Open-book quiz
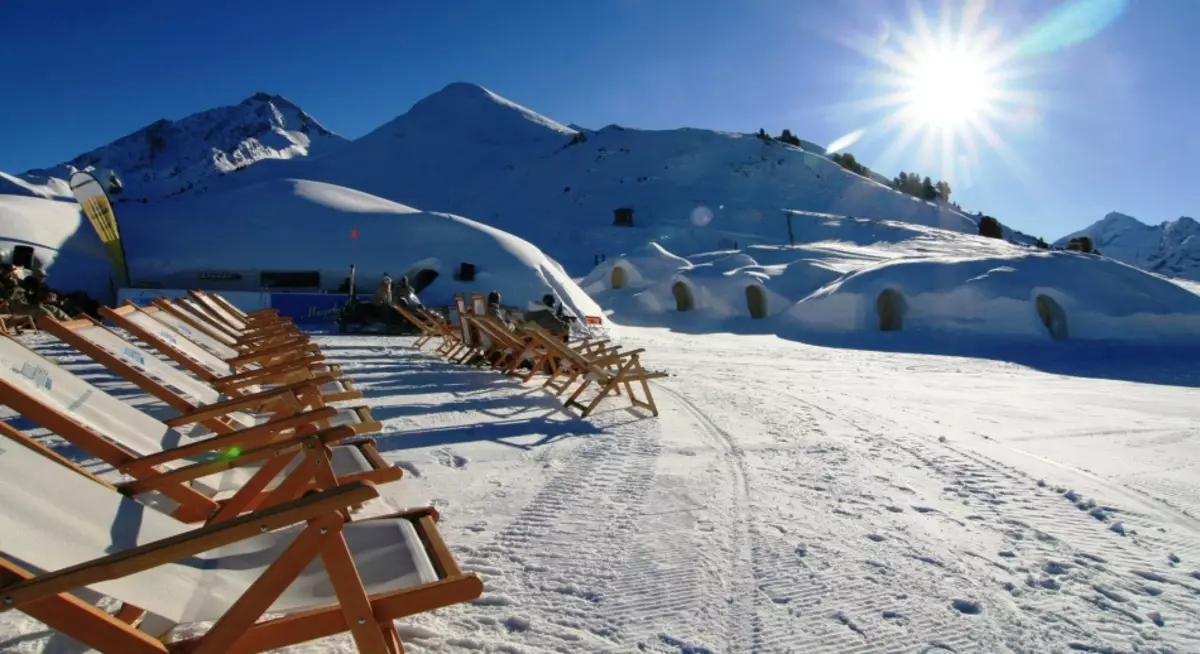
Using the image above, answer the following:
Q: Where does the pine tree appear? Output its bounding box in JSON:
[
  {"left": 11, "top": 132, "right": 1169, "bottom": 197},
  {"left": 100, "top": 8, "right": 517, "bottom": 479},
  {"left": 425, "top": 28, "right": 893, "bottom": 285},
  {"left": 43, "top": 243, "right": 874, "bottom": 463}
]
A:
[
  {"left": 1035, "top": 237, "right": 1049, "bottom": 250},
  {"left": 935, "top": 180, "right": 951, "bottom": 202},
  {"left": 921, "top": 176, "right": 937, "bottom": 200},
  {"left": 978, "top": 216, "right": 1003, "bottom": 239}
]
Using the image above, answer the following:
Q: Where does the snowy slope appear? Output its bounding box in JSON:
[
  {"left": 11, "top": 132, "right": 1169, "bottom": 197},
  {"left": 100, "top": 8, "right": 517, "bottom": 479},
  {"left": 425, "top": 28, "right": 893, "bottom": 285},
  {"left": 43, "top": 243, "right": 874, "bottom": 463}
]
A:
[
  {"left": 284, "top": 83, "right": 981, "bottom": 272},
  {"left": 788, "top": 251, "right": 1200, "bottom": 342},
  {"left": 4, "top": 329, "right": 1199, "bottom": 653},
  {"left": 15, "top": 93, "right": 345, "bottom": 202},
  {"left": 0, "top": 194, "right": 115, "bottom": 297},
  {"left": 11, "top": 82, "right": 991, "bottom": 277},
  {"left": 581, "top": 214, "right": 1200, "bottom": 344},
  {"left": 1056, "top": 211, "right": 1200, "bottom": 281},
  {"left": 114, "top": 178, "right": 602, "bottom": 318}
]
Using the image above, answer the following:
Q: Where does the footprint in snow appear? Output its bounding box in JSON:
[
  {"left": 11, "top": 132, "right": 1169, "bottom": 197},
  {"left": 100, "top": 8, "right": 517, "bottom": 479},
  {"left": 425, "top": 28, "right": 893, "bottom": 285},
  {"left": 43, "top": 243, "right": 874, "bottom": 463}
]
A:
[
  {"left": 951, "top": 599, "right": 982, "bottom": 614},
  {"left": 866, "top": 533, "right": 887, "bottom": 542}
]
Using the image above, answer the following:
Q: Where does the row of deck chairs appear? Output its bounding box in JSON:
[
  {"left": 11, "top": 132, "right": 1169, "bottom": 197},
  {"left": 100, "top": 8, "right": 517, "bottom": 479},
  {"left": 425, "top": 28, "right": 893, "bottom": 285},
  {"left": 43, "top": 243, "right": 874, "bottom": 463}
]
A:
[
  {"left": 0, "top": 290, "right": 482, "bottom": 653},
  {"left": 394, "top": 292, "right": 667, "bottom": 417}
]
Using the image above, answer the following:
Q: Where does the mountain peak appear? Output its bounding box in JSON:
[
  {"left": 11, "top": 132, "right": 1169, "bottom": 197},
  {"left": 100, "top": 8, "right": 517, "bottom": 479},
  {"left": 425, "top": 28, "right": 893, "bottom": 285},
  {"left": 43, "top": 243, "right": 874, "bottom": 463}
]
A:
[
  {"left": 1056, "top": 211, "right": 1200, "bottom": 280},
  {"left": 364, "top": 81, "right": 576, "bottom": 146},
  {"left": 15, "top": 93, "right": 346, "bottom": 202}
]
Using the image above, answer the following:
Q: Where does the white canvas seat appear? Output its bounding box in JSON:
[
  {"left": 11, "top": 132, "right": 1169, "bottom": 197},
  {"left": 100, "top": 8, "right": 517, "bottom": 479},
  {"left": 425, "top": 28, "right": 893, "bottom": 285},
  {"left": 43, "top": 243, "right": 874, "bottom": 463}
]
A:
[
  {"left": 0, "top": 337, "right": 384, "bottom": 504},
  {"left": 56, "top": 318, "right": 361, "bottom": 416},
  {"left": 0, "top": 439, "right": 483, "bottom": 654},
  {"left": 101, "top": 302, "right": 345, "bottom": 388}
]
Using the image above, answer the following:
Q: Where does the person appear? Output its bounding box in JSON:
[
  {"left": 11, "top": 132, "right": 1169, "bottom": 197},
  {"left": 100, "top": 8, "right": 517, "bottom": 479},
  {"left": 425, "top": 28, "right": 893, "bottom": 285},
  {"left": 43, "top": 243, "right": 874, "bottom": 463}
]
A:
[
  {"left": 393, "top": 275, "right": 422, "bottom": 309},
  {"left": 1, "top": 266, "right": 69, "bottom": 321},
  {"left": 372, "top": 273, "right": 393, "bottom": 306}
]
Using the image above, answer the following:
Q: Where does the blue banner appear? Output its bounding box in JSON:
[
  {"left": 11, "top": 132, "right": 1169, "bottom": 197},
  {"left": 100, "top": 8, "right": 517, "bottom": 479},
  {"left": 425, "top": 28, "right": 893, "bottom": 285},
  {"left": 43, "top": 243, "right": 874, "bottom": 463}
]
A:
[{"left": 268, "top": 293, "right": 372, "bottom": 324}]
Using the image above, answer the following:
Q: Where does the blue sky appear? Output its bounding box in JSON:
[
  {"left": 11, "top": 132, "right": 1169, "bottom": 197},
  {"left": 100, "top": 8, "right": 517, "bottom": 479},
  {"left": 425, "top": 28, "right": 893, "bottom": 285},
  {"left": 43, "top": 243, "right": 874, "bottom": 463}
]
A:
[{"left": 1, "top": 0, "right": 1194, "bottom": 238}]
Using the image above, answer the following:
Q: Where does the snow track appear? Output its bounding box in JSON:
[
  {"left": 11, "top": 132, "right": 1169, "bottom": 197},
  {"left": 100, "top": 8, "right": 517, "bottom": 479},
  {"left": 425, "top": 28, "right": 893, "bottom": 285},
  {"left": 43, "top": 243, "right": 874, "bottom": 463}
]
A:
[{"left": 2, "top": 329, "right": 1197, "bottom": 654}]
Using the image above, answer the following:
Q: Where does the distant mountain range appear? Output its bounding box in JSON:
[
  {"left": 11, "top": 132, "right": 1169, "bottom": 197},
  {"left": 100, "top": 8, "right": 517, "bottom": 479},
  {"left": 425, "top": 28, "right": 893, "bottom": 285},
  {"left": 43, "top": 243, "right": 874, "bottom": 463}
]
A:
[
  {"left": 2, "top": 83, "right": 1193, "bottom": 280},
  {"left": 6, "top": 93, "right": 343, "bottom": 201},
  {"left": 1055, "top": 212, "right": 1199, "bottom": 281}
]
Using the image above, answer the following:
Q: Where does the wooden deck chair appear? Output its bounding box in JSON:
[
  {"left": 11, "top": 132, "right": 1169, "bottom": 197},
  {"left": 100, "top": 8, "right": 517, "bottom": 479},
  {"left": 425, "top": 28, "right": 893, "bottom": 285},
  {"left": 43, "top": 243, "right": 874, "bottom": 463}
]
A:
[
  {"left": 445, "top": 294, "right": 489, "bottom": 365},
  {"left": 183, "top": 291, "right": 298, "bottom": 338},
  {"left": 0, "top": 418, "right": 372, "bottom": 525},
  {"left": 102, "top": 302, "right": 333, "bottom": 383},
  {"left": 195, "top": 288, "right": 281, "bottom": 323},
  {"left": 0, "top": 305, "right": 37, "bottom": 335},
  {"left": 0, "top": 336, "right": 394, "bottom": 522},
  {"left": 190, "top": 289, "right": 286, "bottom": 328},
  {"left": 416, "top": 306, "right": 466, "bottom": 357},
  {"left": 153, "top": 296, "right": 307, "bottom": 353},
  {"left": 0, "top": 442, "right": 483, "bottom": 653},
  {"left": 41, "top": 315, "right": 362, "bottom": 407},
  {"left": 523, "top": 323, "right": 666, "bottom": 417},
  {"left": 391, "top": 303, "right": 444, "bottom": 350}
]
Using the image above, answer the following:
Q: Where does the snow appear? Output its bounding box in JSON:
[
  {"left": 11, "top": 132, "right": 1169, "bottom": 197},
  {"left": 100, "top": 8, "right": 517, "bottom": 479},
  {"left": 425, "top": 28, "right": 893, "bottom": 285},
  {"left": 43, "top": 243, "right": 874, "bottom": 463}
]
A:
[
  {"left": 0, "top": 194, "right": 115, "bottom": 297},
  {"left": 788, "top": 251, "right": 1200, "bottom": 342},
  {"left": 14, "top": 92, "right": 345, "bottom": 203},
  {"left": 0, "top": 81, "right": 975, "bottom": 276},
  {"left": 1057, "top": 211, "right": 1200, "bottom": 281},
  {"left": 579, "top": 214, "right": 1200, "bottom": 345},
  {"left": 295, "top": 86, "right": 981, "bottom": 273},
  {"left": 4, "top": 328, "right": 1198, "bottom": 653},
  {"left": 113, "top": 177, "right": 602, "bottom": 318}
]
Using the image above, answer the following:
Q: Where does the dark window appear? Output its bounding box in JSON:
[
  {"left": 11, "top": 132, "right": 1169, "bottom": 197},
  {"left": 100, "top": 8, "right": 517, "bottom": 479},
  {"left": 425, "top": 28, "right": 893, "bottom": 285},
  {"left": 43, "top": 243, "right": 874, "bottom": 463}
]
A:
[{"left": 260, "top": 271, "right": 320, "bottom": 288}]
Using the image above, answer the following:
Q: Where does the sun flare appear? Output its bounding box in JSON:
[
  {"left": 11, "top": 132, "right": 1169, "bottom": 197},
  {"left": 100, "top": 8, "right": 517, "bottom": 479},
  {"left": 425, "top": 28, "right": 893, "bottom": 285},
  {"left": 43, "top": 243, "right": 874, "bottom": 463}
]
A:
[{"left": 902, "top": 47, "right": 996, "bottom": 129}]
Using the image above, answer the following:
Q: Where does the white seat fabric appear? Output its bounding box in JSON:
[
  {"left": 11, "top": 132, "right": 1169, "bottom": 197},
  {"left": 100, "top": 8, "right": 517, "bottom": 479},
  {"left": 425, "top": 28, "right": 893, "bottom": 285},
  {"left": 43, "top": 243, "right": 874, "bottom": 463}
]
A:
[
  {"left": 0, "top": 338, "right": 366, "bottom": 499},
  {"left": 0, "top": 438, "right": 438, "bottom": 625}
]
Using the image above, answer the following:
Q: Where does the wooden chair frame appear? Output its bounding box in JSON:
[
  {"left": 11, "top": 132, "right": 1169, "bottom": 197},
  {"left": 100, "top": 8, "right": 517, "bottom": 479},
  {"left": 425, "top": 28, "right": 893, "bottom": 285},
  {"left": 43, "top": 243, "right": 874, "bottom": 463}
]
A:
[
  {"left": 101, "top": 303, "right": 336, "bottom": 384},
  {"left": 153, "top": 297, "right": 306, "bottom": 353},
  {"left": 189, "top": 289, "right": 286, "bottom": 330},
  {"left": 41, "top": 315, "right": 361, "bottom": 407},
  {"left": 0, "top": 481, "right": 483, "bottom": 653},
  {"left": 523, "top": 323, "right": 665, "bottom": 417},
  {"left": 0, "top": 347, "right": 393, "bottom": 521}
]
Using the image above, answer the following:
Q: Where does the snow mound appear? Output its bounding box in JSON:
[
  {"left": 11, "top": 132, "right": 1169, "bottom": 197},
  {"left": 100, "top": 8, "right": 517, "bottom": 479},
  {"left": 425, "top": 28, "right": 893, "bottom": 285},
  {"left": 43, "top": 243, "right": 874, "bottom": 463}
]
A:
[
  {"left": 115, "top": 178, "right": 601, "bottom": 319},
  {"left": 15, "top": 93, "right": 346, "bottom": 202},
  {"left": 0, "top": 171, "right": 73, "bottom": 200},
  {"left": 280, "top": 85, "right": 981, "bottom": 273},
  {"left": 580, "top": 242, "right": 692, "bottom": 293},
  {"left": 0, "top": 194, "right": 114, "bottom": 297},
  {"left": 788, "top": 251, "right": 1200, "bottom": 342},
  {"left": 1057, "top": 211, "right": 1200, "bottom": 281}
]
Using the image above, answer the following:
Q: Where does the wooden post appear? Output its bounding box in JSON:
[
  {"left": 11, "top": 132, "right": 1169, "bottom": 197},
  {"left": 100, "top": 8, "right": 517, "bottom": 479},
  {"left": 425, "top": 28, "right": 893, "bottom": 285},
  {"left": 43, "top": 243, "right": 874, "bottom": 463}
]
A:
[{"left": 785, "top": 211, "right": 795, "bottom": 246}]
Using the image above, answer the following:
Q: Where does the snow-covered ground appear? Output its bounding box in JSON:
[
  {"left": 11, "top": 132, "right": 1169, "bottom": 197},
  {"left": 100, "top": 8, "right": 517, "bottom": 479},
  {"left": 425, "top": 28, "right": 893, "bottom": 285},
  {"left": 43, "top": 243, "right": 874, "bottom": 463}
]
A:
[{"left": 4, "top": 327, "right": 1198, "bottom": 653}]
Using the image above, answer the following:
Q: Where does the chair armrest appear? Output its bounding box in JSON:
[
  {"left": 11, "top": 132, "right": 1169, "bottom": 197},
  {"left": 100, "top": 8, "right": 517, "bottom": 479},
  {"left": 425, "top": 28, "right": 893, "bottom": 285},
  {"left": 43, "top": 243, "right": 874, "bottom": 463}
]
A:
[
  {"left": 0, "top": 481, "right": 379, "bottom": 609},
  {"left": 230, "top": 341, "right": 319, "bottom": 367},
  {"left": 164, "top": 384, "right": 318, "bottom": 427},
  {"left": 115, "top": 426, "right": 356, "bottom": 494},
  {"left": 126, "top": 406, "right": 339, "bottom": 472}
]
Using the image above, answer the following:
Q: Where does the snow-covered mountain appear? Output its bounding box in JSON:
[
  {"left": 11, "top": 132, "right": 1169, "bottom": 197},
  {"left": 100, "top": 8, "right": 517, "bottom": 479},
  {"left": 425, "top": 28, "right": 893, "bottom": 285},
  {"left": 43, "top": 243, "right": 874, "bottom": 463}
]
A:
[
  {"left": 292, "top": 82, "right": 979, "bottom": 272},
  {"left": 1056, "top": 211, "right": 1200, "bottom": 281},
  {"left": 7, "top": 82, "right": 982, "bottom": 274},
  {"left": 14, "top": 93, "right": 345, "bottom": 202}
]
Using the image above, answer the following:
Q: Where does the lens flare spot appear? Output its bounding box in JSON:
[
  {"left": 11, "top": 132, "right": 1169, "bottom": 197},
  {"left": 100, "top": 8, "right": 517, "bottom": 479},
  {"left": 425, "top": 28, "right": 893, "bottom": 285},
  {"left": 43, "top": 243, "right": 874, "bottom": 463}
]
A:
[{"left": 691, "top": 206, "right": 714, "bottom": 227}]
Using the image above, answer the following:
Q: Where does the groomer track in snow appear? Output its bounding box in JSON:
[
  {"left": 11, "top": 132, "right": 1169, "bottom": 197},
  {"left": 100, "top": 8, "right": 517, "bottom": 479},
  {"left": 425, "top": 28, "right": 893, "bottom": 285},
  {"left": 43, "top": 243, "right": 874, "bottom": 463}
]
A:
[{"left": 3, "top": 327, "right": 1197, "bottom": 653}]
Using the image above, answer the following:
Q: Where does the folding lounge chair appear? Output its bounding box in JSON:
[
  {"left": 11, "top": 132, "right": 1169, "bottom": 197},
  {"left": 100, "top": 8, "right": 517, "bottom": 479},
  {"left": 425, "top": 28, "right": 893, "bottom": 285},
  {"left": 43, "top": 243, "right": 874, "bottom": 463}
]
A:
[
  {"left": 135, "top": 300, "right": 317, "bottom": 369},
  {"left": 193, "top": 288, "right": 281, "bottom": 324},
  {"left": 190, "top": 288, "right": 285, "bottom": 327},
  {"left": 523, "top": 323, "right": 666, "bottom": 417},
  {"left": 391, "top": 303, "right": 444, "bottom": 350},
  {"left": 0, "top": 441, "right": 483, "bottom": 653},
  {"left": 41, "top": 315, "right": 362, "bottom": 407},
  {"left": 0, "top": 336, "right": 396, "bottom": 523},
  {"left": 102, "top": 302, "right": 338, "bottom": 387},
  {"left": 153, "top": 296, "right": 308, "bottom": 353}
]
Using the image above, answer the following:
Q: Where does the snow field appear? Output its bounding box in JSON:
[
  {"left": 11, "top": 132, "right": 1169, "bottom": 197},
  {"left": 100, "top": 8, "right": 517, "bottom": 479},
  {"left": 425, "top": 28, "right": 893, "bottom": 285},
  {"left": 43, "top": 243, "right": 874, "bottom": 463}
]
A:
[{"left": 2, "top": 326, "right": 1197, "bottom": 653}]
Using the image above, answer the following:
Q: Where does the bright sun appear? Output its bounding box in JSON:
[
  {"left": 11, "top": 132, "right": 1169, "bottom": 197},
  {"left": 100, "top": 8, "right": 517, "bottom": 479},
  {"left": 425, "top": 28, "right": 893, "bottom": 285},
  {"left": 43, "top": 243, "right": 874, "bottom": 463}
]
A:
[
  {"left": 902, "top": 48, "right": 995, "bottom": 129},
  {"left": 823, "top": 3, "right": 1042, "bottom": 191}
]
